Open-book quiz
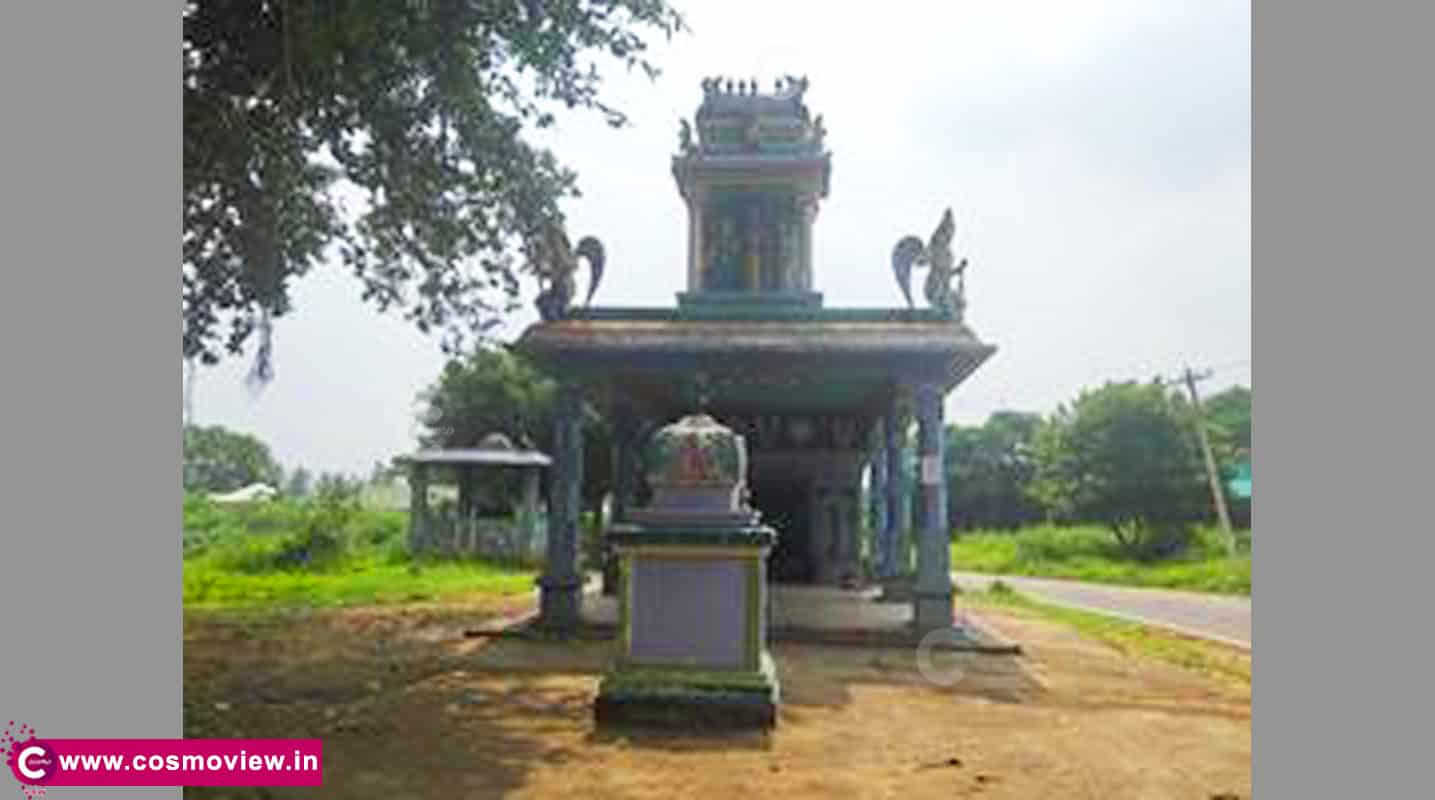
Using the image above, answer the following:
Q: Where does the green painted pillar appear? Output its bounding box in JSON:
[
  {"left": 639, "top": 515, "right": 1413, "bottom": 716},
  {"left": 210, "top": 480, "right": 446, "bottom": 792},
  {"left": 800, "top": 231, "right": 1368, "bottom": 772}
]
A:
[
  {"left": 883, "top": 401, "right": 913, "bottom": 581},
  {"left": 408, "top": 463, "right": 429, "bottom": 554},
  {"left": 913, "top": 382, "right": 953, "bottom": 634},
  {"left": 603, "top": 404, "right": 639, "bottom": 595},
  {"left": 521, "top": 467, "right": 541, "bottom": 561},
  {"left": 457, "top": 464, "right": 479, "bottom": 518},
  {"left": 538, "top": 381, "right": 585, "bottom": 631},
  {"left": 611, "top": 405, "right": 639, "bottom": 522}
]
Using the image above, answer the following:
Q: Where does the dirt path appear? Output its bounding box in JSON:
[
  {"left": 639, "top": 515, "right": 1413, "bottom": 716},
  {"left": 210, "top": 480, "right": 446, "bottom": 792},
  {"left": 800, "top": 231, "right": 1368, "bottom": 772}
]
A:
[{"left": 184, "top": 599, "right": 1249, "bottom": 800}]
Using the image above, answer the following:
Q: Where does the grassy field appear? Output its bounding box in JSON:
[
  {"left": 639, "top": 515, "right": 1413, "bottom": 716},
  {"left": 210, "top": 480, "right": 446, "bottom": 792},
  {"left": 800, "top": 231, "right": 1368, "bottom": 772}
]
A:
[
  {"left": 965, "top": 581, "right": 1251, "bottom": 686},
  {"left": 950, "top": 524, "right": 1251, "bottom": 595},
  {"left": 183, "top": 494, "right": 536, "bottom": 610}
]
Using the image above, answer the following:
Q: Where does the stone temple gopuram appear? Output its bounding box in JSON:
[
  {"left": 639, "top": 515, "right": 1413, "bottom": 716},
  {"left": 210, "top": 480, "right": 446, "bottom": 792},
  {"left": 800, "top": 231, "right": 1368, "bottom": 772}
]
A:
[{"left": 517, "top": 76, "right": 996, "bottom": 636}]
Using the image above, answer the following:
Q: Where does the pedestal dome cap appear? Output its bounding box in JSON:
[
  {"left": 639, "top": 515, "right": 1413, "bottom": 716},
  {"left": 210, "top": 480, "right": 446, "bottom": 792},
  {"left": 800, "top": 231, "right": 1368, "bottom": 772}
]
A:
[{"left": 646, "top": 413, "right": 748, "bottom": 491}]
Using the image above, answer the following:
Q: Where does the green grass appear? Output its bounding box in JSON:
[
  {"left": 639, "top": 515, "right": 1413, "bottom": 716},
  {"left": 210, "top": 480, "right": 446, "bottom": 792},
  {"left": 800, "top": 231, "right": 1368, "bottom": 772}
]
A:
[
  {"left": 183, "top": 557, "right": 535, "bottom": 609},
  {"left": 950, "top": 524, "right": 1251, "bottom": 595},
  {"left": 966, "top": 582, "right": 1250, "bottom": 686},
  {"left": 182, "top": 494, "right": 535, "bottom": 610}
]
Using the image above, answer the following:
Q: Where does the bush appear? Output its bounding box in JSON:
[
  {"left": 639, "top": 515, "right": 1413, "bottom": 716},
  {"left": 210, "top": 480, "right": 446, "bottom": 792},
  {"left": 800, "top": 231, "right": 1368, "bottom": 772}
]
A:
[
  {"left": 185, "top": 495, "right": 408, "bottom": 573},
  {"left": 1110, "top": 518, "right": 1197, "bottom": 562},
  {"left": 1013, "top": 526, "right": 1124, "bottom": 563},
  {"left": 950, "top": 524, "right": 1250, "bottom": 594},
  {"left": 182, "top": 494, "right": 540, "bottom": 609},
  {"left": 1028, "top": 382, "right": 1210, "bottom": 559},
  {"left": 182, "top": 493, "right": 228, "bottom": 555}
]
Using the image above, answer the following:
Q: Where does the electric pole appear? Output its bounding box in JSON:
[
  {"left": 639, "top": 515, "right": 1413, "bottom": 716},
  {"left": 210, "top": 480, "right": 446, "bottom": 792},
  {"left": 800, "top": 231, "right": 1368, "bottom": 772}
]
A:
[{"left": 1180, "top": 366, "right": 1234, "bottom": 546}]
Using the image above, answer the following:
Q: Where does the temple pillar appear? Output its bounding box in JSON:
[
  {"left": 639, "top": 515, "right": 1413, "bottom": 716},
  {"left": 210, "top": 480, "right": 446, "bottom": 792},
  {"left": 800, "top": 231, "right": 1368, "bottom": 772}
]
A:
[
  {"left": 408, "top": 463, "right": 430, "bottom": 553},
  {"left": 882, "top": 401, "right": 912, "bottom": 581},
  {"left": 686, "top": 193, "right": 704, "bottom": 291},
  {"left": 521, "top": 467, "right": 541, "bottom": 560},
  {"left": 603, "top": 404, "right": 639, "bottom": 595},
  {"left": 457, "top": 464, "right": 479, "bottom": 517},
  {"left": 797, "top": 193, "right": 819, "bottom": 291},
  {"left": 868, "top": 419, "right": 890, "bottom": 577},
  {"left": 744, "top": 205, "right": 762, "bottom": 292},
  {"left": 810, "top": 486, "right": 830, "bottom": 583},
  {"left": 913, "top": 383, "right": 953, "bottom": 634},
  {"left": 611, "top": 405, "right": 639, "bottom": 522},
  {"left": 538, "top": 381, "right": 585, "bottom": 631},
  {"left": 839, "top": 489, "right": 861, "bottom": 583}
]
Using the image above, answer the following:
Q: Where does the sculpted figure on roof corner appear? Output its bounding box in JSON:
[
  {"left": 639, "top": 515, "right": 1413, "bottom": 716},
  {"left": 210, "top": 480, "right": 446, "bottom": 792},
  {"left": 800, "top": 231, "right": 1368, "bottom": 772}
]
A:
[
  {"left": 524, "top": 220, "right": 606, "bottom": 321},
  {"left": 891, "top": 207, "right": 970, "bottom": 322},
  {"left": 678, "top": 118, "right": 696, "bottom": 155}
]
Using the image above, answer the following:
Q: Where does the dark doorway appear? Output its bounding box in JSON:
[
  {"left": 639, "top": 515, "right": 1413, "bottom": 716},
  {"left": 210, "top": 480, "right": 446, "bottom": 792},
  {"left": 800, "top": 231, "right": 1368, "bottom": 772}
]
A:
[{"left": 750, "top": 479, "right": 814, "bottom": 583}]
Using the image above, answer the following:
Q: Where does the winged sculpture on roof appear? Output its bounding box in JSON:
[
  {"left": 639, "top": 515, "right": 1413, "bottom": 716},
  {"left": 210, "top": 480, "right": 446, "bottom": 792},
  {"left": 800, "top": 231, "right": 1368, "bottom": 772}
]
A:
[
  {"left": 523, "top": 220, "right": 606, "bottom": 321},
  {"left": 891, "top": 208, "right": 968, "bottom": 320}
]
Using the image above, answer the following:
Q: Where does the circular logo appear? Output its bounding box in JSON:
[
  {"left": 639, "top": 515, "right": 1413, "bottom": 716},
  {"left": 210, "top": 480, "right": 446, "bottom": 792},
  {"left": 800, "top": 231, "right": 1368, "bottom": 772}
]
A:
[
  {"left": 10, "top": 740, "right": 58, "bottom": 785},
  {"left": 914, "top": 628, "right": 967, "bottom": 688}
]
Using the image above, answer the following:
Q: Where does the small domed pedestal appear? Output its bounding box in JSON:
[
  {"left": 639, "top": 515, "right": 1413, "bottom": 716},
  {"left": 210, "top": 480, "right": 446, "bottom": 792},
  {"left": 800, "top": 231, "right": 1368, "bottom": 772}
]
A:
[{"left": 593, "top": 414, "right": 780, "bottom": 730}]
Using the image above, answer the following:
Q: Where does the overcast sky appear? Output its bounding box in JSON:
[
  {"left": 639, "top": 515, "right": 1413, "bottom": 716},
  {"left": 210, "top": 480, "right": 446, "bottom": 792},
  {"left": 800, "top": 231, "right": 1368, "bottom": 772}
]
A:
[{"left": 189, "top": 0, "right": 1251, "bottom": 477}]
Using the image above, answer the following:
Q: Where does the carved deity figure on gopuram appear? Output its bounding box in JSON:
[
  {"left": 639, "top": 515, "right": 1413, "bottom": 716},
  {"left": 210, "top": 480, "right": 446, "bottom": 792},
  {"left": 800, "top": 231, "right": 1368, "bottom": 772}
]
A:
[{"left": 744, "top": 206, "right": 763, "bottom": 290}]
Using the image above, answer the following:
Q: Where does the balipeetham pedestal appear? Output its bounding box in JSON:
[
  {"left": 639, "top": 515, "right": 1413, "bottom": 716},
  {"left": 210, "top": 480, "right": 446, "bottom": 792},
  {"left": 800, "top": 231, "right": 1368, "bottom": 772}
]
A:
[
  {"left": 594, "top": 523, "right": 779, "bottom": 729},
  {"left": 592, "top": 412, "right": 779, "bottom": 730}
]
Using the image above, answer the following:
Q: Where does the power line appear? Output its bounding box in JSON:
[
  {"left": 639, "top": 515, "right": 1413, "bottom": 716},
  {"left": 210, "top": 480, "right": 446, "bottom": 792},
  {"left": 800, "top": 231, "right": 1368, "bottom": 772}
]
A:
[{"left": 1098, "top": 357, "right": 1251, "bottom": 391}]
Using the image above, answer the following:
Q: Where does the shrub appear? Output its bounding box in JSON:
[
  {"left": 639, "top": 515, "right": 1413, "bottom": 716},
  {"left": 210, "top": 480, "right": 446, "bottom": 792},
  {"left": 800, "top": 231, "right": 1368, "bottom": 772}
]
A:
[
  {"left": 950, "top": 524, "right": 1251, "bottom": 594},
  {"left": 1012, "top": 526, "right": 1123, "bottom": 563},
  {"left": 1110, "top": 518, "right": 1197, "bottom": 562},
  {"left": 1028, "top": 382, "right": 1209, "bottom": 560},
  {"left": 185, "top": 496, "right": 408, "bottom": 572}
]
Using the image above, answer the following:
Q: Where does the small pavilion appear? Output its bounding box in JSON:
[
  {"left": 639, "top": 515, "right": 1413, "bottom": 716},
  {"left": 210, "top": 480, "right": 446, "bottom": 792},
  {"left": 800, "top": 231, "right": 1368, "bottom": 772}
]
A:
[
  {"left": 517, "top": 77, "right": 996, "bottom": 636},
  {"left": 400, "top": 433, "right": 551, "bottom": 559}
]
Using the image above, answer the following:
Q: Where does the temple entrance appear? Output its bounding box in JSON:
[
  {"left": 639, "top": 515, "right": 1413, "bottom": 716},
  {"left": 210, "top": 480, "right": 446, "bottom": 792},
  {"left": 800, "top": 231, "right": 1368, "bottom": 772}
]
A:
[{"left": 749, "top": 478, "right": 815, "bottom": 583}]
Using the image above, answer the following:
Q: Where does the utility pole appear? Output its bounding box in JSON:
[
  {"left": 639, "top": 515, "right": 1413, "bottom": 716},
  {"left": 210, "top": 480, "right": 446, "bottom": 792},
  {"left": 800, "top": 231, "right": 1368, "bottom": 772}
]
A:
[{"left": 1180, "top": 366, "right": 1234, "bottom": 546}]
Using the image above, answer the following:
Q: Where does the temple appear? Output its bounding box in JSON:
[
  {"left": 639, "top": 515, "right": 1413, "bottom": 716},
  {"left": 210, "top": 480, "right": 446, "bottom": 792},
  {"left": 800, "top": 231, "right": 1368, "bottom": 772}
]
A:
[{"left": 517, "top": 76, "right": 996, "bottom": 636}]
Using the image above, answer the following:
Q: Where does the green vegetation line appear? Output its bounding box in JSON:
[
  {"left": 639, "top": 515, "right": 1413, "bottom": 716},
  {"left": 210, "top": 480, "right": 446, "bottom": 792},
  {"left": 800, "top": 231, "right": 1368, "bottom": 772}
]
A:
[
  {"left": 966, "top": 583, "right": 1250, "bottom": 686},
  {"left": 183, "top": 495, "right": 535, "bottom": 610},
  {"left": 950, "top": 525, "right": 1250, "bottom": 595}
]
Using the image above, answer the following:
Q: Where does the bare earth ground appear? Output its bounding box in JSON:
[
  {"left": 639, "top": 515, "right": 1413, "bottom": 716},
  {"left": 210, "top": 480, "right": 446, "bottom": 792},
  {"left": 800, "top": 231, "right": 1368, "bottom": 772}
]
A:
[{"left": 184, "top": 598, "right": 1250, "bottom": 800}]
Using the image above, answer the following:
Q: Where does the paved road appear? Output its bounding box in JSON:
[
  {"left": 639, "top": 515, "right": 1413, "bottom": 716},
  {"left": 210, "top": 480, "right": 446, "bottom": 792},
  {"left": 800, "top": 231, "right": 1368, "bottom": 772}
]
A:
[{"left": 953, "top": 572, "right": 1251, "bottom": 649}]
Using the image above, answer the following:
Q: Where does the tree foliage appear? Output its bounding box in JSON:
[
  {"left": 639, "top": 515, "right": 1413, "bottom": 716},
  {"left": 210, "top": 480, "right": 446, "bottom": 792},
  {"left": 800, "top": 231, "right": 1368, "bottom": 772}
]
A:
[
  {"left": 284, "top": 466, "right": 314, "bottom": 498},
  {"left": 313, "top": 471, "right": 365, "bottom": 501},
  {"left": 418, "top": 345, "right": 555, "bottom": 450},
  {"left": 1027, "top": 382, "right": 1208, "bottom": 559},
  {"left": 183, "top": 424, "right": 285, "bottom": 493},
  {"left": 944, "top": 411, "right": 1043, "bottom": 531},
  {"left": 183, "top": 0, "right": 684, "bottom": 379},
  {"left": 1203, "top": 384, "right": 1252, "bottom": 526},
  {"left": 1204, "top": 385, "right": 1251, "bottom": 465},
  {"left": 416, "top": 345, "right": 611, "bottom": 510}
]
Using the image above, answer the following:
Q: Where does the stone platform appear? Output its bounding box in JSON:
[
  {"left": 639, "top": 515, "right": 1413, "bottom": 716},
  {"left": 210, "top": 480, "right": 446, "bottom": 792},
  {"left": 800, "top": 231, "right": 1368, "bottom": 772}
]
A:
[
  {"left": 593, "top": 653, "right": 781, "bottom": 730},
  {"left": 475, "top": 584, "right": 1021, "bottom": 655}
]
